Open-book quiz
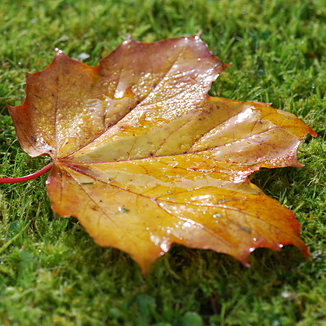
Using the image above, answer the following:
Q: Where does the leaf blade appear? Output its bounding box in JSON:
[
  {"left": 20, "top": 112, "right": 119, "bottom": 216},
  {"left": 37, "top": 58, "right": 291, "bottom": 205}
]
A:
[
  {"left": 8, "top": 36, "right": 315, "bottom": 273},
  {"left": 46, "top": 155, "right": 307, "bottom": 273}
]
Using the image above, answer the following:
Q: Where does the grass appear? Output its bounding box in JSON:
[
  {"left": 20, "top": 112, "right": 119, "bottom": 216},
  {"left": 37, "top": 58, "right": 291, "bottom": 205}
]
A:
[{"left": 1, "top": 0, "right": 326, "bottom": 325}]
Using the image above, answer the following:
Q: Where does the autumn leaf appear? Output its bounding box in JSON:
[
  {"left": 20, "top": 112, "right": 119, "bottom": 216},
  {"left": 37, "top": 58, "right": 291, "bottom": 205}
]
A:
[{"left": 4, "top": 35, "right": 316, "bottom": 273}]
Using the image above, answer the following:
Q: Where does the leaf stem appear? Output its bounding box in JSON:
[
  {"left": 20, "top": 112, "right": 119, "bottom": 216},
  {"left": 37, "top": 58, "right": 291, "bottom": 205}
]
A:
[{"left": 0, "top": 162, "right": 53, "bottom": 183}]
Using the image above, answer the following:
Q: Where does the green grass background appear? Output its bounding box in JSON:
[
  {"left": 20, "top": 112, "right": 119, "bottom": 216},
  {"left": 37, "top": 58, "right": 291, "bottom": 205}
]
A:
[{"left": 1, "top": 0, "right": 326, "bottom": 325}]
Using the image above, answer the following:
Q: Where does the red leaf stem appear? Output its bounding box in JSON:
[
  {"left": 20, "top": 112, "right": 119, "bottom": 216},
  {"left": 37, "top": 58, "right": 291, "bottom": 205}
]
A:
[{"left": 0, "top": 162, "right": 53, "bottom": 183}]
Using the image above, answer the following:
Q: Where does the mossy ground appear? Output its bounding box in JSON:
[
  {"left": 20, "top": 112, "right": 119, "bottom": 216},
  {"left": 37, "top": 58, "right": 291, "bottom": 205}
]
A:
[{"left": 1, "top": 1, "right": 326, "bottom": 325}]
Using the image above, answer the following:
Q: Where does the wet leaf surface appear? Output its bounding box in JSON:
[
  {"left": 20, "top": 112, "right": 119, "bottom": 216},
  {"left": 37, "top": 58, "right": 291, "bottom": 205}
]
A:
[{"left": 8, "top": 36, "right": 316, "bottom": 272}]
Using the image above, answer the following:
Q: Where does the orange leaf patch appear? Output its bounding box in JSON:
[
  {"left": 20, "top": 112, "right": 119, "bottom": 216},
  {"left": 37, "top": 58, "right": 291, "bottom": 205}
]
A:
[{"left": 8, "top": 36, "right": 316, "bottom": 273}]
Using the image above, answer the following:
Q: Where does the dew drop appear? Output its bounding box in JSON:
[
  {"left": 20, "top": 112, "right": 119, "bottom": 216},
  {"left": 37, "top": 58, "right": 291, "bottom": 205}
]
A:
[
  {"left": 118, "top": 206, "right": 129, "bottom": 214},
  {"left": 160, "top": 242, "right": 169, "bottom": 252},
  {"left": 115, "top": 89, "right": 125, "bottom": 99},
  {"left": 238, "top": 225, "right": 251, "bottom": 233},
  {"left": 213, "top": 213, "right": 222, "bottom": 218}
]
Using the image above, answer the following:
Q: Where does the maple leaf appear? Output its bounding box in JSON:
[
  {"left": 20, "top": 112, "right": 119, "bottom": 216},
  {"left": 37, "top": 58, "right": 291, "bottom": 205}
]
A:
[{"left": 3, "top": 36, "right": 316, "bottom": 273}]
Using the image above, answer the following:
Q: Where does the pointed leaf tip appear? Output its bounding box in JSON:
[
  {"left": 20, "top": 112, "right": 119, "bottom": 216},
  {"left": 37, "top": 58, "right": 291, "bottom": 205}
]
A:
[{"left": 125, "top": 34, "right": 133, "bottom": 42}]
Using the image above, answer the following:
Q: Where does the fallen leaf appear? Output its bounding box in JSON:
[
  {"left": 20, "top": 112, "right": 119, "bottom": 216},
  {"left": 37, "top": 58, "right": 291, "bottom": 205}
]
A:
[{"left": 6, "top": 36, "right": 316, "bottom": 273}]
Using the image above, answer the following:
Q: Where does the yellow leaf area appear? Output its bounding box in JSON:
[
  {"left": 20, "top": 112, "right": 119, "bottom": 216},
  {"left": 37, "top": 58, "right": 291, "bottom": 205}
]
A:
[{"left": 9, "top": 36, "right": 316, "bottom": 273}]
